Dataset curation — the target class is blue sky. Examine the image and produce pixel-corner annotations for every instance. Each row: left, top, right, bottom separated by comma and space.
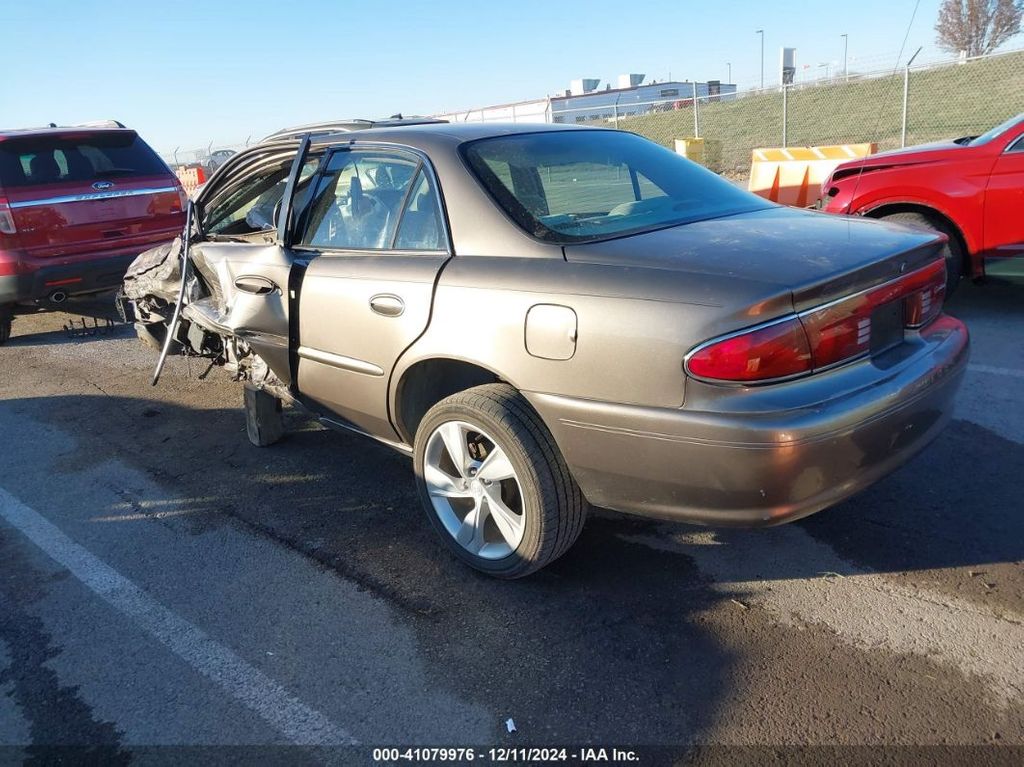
4, 0, 1018, 153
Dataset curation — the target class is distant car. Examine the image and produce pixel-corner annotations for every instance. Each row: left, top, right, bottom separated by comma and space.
122, 122, 967, 578
0, 123, 186, 344
205, 149, 236, 173
820, 113, 1024, 294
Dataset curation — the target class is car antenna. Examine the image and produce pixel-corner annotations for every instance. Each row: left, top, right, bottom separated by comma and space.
847, 0, 922, 209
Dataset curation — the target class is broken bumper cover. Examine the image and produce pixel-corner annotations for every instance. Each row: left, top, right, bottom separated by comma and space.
526, 316, 969, 527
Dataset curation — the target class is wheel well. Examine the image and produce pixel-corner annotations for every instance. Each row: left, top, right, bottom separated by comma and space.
865, 203, 969, 275
395, 359, 502, 443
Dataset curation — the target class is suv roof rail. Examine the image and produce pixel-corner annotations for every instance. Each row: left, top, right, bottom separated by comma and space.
262, 116, 448, 143
1, 119, 128, 134
72, 119, 128, 129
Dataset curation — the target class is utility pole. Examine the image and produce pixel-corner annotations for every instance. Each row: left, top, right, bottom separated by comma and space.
756, 29, 764, 89
727, 62, 732, 83
841, 33, 849, 81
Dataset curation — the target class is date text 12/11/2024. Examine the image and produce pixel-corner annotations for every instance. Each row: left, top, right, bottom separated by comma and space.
372, 747, 641, 762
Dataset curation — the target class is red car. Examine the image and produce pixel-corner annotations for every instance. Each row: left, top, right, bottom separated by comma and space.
820, 113, 1024, 294
0, 123, 186, 344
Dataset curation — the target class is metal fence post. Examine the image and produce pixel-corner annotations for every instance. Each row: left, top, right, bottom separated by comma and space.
901, 67, 910, 147
782, 85, 788, 147
692, 81, 700, 137
902, 47, 923, 148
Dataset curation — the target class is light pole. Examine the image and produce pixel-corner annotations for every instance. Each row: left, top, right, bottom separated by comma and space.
727, 62, 732, 83
756, 29, 764, 89
841, 33, 848, 81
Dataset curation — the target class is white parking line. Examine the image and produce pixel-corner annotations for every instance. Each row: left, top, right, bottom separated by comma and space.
0, 486, 356, 746
968, 363, 1024, 380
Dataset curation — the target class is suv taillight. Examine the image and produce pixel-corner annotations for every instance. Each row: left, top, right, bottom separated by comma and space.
0, 197, 16, 235
686, 259, 947, 383
174, 185, 188, 213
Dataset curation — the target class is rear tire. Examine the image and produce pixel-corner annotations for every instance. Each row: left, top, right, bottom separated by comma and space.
413, 383, 586, 579
879, 211, 965, 297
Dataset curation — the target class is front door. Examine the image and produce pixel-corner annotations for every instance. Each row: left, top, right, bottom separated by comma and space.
192, 146, 321, 381
983, 133, 1024, 258
292, 147, 451, 439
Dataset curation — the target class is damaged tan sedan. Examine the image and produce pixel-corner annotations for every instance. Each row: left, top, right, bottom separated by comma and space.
121, 121, 968, 577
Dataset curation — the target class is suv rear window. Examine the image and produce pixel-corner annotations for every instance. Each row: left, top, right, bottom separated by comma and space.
461, 130, 767, 244
0, 132, 168, 188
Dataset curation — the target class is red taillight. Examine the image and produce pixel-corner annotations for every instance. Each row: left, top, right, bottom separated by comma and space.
686, 317, 813, 382
902, 260, 946, 328
687, 259, 947, 383
0, 196, 16, 235
799, 297, 873, 368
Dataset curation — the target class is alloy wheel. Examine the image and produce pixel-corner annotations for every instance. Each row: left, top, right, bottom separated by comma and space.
422, 420, 526, 560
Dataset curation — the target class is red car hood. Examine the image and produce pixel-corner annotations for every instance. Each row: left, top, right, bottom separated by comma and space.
836, 140, 964, 173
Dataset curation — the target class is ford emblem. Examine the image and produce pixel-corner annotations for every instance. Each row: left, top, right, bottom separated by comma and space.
92, 181, 114, 191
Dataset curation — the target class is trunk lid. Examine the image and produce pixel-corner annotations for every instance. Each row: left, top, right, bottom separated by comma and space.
562, 206, 945, 313
0, 130, 183, 259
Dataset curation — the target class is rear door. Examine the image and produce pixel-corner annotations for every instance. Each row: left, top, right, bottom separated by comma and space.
0, 130, 183, 259
293, 146, 451, 439
983, 132, 1024, 257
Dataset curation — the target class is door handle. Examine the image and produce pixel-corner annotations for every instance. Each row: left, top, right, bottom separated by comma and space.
234, 275, 278, 295
369, 293, 405, 317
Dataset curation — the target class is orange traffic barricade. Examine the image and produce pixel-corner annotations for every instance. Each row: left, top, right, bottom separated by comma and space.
748, 143, 876, 207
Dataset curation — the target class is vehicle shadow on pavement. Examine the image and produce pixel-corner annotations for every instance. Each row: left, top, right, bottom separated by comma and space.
5, 323, 133, 348
4, 393, 735, 745
5, 295, 127, 348
946, 275, 1024, 316
4, 392, 1022, 743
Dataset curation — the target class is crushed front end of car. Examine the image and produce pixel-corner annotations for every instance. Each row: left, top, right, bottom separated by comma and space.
119, 239, 290, 401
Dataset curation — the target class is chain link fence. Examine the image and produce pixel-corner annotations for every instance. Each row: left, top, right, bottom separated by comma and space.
159, 46, 1024, 183
157, 140, 252, 175
552, 46, 1024, 180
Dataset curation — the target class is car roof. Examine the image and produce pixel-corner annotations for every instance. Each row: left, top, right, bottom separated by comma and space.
306, 121, 602, 150
262, 117, 447, 142
0, 126, 137, 142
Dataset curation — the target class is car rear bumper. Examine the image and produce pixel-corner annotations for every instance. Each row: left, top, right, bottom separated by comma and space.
0, 239, 175, 305
525, 316, 969, 527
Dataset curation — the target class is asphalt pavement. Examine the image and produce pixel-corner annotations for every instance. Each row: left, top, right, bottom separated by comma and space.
1, 278, 1022, 763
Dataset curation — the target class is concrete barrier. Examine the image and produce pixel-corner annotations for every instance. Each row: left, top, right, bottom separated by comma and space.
175, 166, 207, 197
748, 143, 876, 207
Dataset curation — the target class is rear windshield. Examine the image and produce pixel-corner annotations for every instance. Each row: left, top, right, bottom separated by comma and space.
0, 132, 168, 188
461, 130, 768, 244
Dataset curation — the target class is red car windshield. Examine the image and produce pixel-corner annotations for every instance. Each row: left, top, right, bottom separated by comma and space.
968, 113, 1024, 146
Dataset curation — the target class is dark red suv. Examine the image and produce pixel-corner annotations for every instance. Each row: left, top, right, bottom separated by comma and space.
0, 123, 185, 344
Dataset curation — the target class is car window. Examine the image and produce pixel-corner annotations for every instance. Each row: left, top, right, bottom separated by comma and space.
1006, 135, 1024, 153
537, 162, 666, 217
462, 130, 767, 244
0, 132, 167, 187
203, 155, 319, 236
300, 150, 424, 250
393, 169, 446, 251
